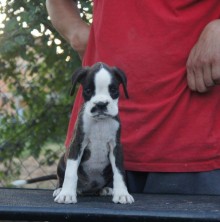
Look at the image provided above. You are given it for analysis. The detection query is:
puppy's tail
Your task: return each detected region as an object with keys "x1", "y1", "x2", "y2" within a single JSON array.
[{"x1": 11, "y1": 174, "x2": 57, "y2": 187}]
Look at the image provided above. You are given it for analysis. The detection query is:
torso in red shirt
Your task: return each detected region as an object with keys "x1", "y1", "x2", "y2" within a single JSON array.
[{"x1": 66, "y1": 0, "x2": 220, "y2": 172}]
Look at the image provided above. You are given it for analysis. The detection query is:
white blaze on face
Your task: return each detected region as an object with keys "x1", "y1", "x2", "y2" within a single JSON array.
[
  {"x1": 94, "y1": 68, "x2": 112, "y2": 101},
  {"x1": 84, "y1": 68, "x2": 119, "y2": 118}
]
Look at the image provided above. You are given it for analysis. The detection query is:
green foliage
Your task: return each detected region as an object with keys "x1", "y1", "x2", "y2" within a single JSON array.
[{"x1": 0, "y1": 0, "x2": 92, "y2": 181}]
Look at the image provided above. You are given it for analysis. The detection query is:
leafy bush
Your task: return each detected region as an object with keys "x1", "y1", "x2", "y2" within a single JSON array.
[{"x1": 0, "y1": 0, "x2": 92, "y2": 183}]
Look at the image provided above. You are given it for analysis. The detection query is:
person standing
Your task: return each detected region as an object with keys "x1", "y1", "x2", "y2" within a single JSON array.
[{"x1": 46, "y1": 0, "x2": 220, "y2": 194}]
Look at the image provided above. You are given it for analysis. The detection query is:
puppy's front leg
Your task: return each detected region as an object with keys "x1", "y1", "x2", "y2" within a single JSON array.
[
  {"x1": 54, "y1": 158, "x2": 79, "y2": 204},
  {"x1": 109, "y1": 142, "x2": 134, "y2": 204}
]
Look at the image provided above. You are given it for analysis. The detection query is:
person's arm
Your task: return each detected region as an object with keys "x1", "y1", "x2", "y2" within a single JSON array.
[
  {"x1": 46, "y1": 0, "x2": 90, "y2": 59},
  {"x1": 186, "y1": 19, "x2": 220, "y2": 93}
]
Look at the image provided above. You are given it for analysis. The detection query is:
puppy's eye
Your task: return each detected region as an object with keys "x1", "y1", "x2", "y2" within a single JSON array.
[
  {"x1": 109, "y1": 86, "x2": 118, "y2": 95},
  {"x1": 84, "y1": 88, "x2": 92, "y2": 96}
]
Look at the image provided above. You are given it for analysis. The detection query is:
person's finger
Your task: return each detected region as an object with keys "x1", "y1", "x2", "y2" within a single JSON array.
[
  {"x1": 187, "y1": 67, "x2": 196, "y2": 91},
  {"x1": 203, "y1": 64, "x2": 215, "y2": 88},
  {"x1": 194, "y1": 68, "x2": 208, "y2": 93},
  {"x1": 211, "y1": 63, "x2": 220, "y2": 85}
]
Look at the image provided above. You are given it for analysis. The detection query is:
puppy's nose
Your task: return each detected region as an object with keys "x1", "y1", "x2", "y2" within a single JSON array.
[
  {"x1": 95, "y1": 102, "x2": 109, "y2": 110},
  {"x1": 91, "y1": 102, "x2": 109, "y2": 114}
]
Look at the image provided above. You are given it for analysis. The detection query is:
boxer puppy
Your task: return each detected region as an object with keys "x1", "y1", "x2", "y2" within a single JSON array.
[{"x1": 53, "y1": 62, "x2": 134, "y2": 204}]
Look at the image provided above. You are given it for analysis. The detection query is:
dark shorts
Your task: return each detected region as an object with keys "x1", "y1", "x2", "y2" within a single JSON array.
[{"x1": 126, "y1": 170, "x2": 220, "y2": 195}]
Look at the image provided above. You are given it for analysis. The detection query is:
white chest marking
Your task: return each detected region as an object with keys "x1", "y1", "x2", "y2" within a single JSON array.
[{"x1": 82, "y1": 113, "x2": 119, "y2": 180}]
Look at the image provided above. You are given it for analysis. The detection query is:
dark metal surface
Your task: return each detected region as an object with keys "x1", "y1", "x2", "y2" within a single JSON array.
[{"x1": 1, "y1": 188, "x2": 220, "y2": 221}]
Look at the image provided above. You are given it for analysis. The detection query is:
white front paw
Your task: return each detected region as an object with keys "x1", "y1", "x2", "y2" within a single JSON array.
[
  {"x1": 53, "y1": 188, "x2": 62, "y2": 197},
  {"x1": 54, "y1": 189, "x2": 77, "y2": 204},
  {"x1": 113, "y1": 190, "x2": 134, "y2": 204}
]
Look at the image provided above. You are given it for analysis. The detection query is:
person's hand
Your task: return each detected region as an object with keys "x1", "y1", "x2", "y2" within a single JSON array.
[
  {"x1": 69, "y1": 22, "x2": 90, "y2": 60},
  {"x1": 186, "y1": 19, "x2": 220, "y2": 93},
  {"x1": 46, "y1": 0, "x2": 90, "y2": 61}
]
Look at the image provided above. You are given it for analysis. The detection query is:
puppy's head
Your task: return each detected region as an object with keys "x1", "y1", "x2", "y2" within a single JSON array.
[{"x1": 70, "y1": 62, "x2": 129, "y2": 119}]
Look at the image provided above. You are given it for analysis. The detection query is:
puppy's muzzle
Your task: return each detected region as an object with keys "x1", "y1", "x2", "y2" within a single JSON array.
[{"x1": 91, "y1": 101, "x2": 109, "y2": 114}]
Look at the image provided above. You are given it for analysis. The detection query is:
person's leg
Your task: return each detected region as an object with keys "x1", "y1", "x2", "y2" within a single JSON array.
[
  {"x1": 126, "y1": 171, "x2": 148, "y2": 193},
  {"x1": 143, "y1": 170, "x2": 220, "y2": 195},
  {"x1": 143, "y1": 172, "x2": 195, "y2": 194},
  {"x1": 195, "y1": 169, "x2": 220, "y2": 195},
  {"x1": 126, "y1": 169, "x2": 220, "y2": 195}
]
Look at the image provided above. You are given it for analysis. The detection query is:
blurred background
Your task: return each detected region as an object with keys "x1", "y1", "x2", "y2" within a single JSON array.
[{"x1": 0, "y1": 0, "x2": 92, "y2": 189}]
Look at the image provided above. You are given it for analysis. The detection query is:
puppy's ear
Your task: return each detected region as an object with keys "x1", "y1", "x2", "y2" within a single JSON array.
[
  {"x1": 70, "y1": 67, "x2": 88, "y2": 96},
  {"x1": 113, "y1": 67, "x2": 129, "y2": 99}
]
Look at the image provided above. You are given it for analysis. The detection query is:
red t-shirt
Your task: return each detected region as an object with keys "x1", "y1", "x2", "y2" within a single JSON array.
[{"x1": 65, "y1": 0, "x2": 220, "y2": 172}]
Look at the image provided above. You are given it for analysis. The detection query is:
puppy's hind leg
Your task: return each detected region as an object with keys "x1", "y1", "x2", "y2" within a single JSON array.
[{"x1": 99, "y1": 187, "x2": 113, "y2": 196}]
